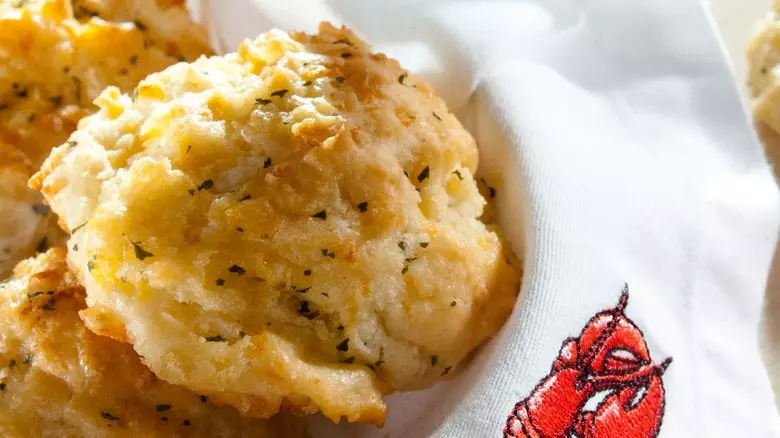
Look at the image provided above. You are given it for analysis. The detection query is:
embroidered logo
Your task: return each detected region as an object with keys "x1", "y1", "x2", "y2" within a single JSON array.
[{"x1": 503, "y1": 284, "x2": 672, "y2": 438}]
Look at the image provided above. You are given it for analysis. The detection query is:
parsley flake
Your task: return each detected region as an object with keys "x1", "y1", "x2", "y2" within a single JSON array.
[
  {"x1": 311, "y1": 210, "x2": 327, "y2": 220},
  {"x1": 453, "y1": 170, "x2": 464, "y2": 181},
  {"x1": 87, "y1": 261, "x2": 95, "y2": 272},
  {"x1": 228, "y1": 265, "x2": 246, "y2": 276},
  {"x1": 133, "y1": 19, "x2": 147, "y2": 31},
  {"x1": 263, "y1": 157, "x2": 272, "y2": 168},
  {"x1": 357, "y1": 201, "x2": 368, "y2": 213},
  {"x1": 417, "y1": 166, "x2": 430, "y2": 183},
  {"x1": 419, "y1": 242, "x2": 429, "y2": 248},
  {"x1": 205, "y1": 335, "x2": 226, "y2": 343},
  {"x1": 200, "y1": 395, "x2": 208, "y2": 403},
  {"x1": 297, "y1": 301, "x2": 319, "y2": 320},
  {"x1": 431, "y1": 355, "x2": 438, "y2": 366},
  {"x1": 401, "y1": 266, "x2": 409, "y2": 275},
  {"x1": 398, "y1": 241, "x2": 407, "y2": 251},
  {"x1": 132, "y1": 242, "x2": 154, "y2": 260},
  {"x1": 304, "y1": 269, "x2": 312, "y2": 276},
  {"x1": 255, "y1": 98, "x2": 272, "y2": 105},
  {"x1": 101, "y1": 412, "x2": 120, "y2": 421},
  {"x1": 239, "y1": 194, "x2": 251, "y2": 201},
  {"x1": 270, "y1": 89, "x2": 289, "y2": 98},
  {"x1": 236, "y1": 227, "x2": 244, "y2": 232},
  {"x1": 155, "y1": 404, "x2": 171, "y2": 412},
  {"x1": 432, "y1": 112, "x2": 442, "y2": 121},
  {"x1": 215, "y1": 278, "x2": 225, "y2": 286},
  {"x1": 197, "y1": 179, "x2": 213, "y2": 191},
  {"x1": 398, "y1": 73, "x2": 408, "y2": 84},
  {"x1": 71, "y1": 221, "x2": 88, "y2": 234},
  {"x1": 340, "y1": 52, "x2": 353, "y2": 58},
  {"x1": 450, "y1": 301, "x2": 457, "y2": 307},
  {"x1": 336, "y1": 338, "x2": 350, "y2": 352}
]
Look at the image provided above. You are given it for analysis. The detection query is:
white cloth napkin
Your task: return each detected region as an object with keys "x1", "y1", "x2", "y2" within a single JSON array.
[{"x1": 202, "y1": 1, "x2": 780, "y2": 436}]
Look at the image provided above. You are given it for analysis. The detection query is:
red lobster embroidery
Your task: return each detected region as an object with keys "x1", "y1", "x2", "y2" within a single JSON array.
[{"x1": 504, "y1": 284, "x2": 671, "y2": 438}]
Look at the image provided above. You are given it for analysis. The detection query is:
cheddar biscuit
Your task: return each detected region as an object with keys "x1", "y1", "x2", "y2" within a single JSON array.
[{"x1": 33, "y1": 23, "x2": 522, "y2": 425}]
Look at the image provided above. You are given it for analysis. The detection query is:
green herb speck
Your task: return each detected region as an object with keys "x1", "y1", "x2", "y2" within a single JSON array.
[
  {"x1": 398, "y1": 73, "x2": 408, "y2": 84},
  {"x1": 270, "y1": 89, "x2": 289, "y2": 98},
  {"x1": 311, "y1": 210, "x2": 327, "y2": 220},
  {"x1": 205, "y1": 335, "x2": 226, "y2": 342},
  {"x1": 197, "y1": 179, "x2": 213, "y2": 191},
  {"x1": 215, "y1": 278, "x2": 225, "y2": 286},
  {"x1": 357, "y1": 201, "x2": 368, "y2": 213},
  {"x1": 336, "y1": 338, "x2": 350, "y2": 352},
  {"x1": 101, "y1": 412, "x2": 119, "y2": 421},
  {"x1": 417, "y1": 166, "x2": 430, "y2": 183},
  {"x1": 155, "y1": 404, "x2": 171, "y2": 412},
  {"x1": 132, "y1": 242, "x2": 154, "y2": 261},
  {"x1": 255, "y1": 98, "x2": 272, "y2": 105},
  {"x1": 228, "y1": 265, "x2": 245, "y2": 276}
]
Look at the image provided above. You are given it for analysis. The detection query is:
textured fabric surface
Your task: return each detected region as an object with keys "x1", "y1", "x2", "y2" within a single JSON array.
[{"x1": 203, "y1": 0, "x2": 780, "y2": 436}]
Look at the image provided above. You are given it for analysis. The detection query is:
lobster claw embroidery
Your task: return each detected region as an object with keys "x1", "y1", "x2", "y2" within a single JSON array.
[{"x1": 504, "y1": 284, "x2": 671, "y2": 438}]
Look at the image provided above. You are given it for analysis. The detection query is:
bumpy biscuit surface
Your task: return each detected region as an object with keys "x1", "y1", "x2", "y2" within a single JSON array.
[
  {"x1": 0, "y1": 248, "x2": 307, "y2": 437},
  {"x1": 0, "y1": 0, "x2": 209, "y2": 278},
  {"x1": 33, "y1": 23, "x2": 522, "y2": 425}
]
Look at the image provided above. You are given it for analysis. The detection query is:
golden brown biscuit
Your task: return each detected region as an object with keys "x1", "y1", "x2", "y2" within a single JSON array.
[
  {"x1": 0, "y1": 248, "x2": 307, "y2": 437},
  {"x1": 0, "y1": 0, "x2": 209, "y2": 278},
  {"x1": 32, "y1": 23, "x2": 522, "y2": 425}
]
